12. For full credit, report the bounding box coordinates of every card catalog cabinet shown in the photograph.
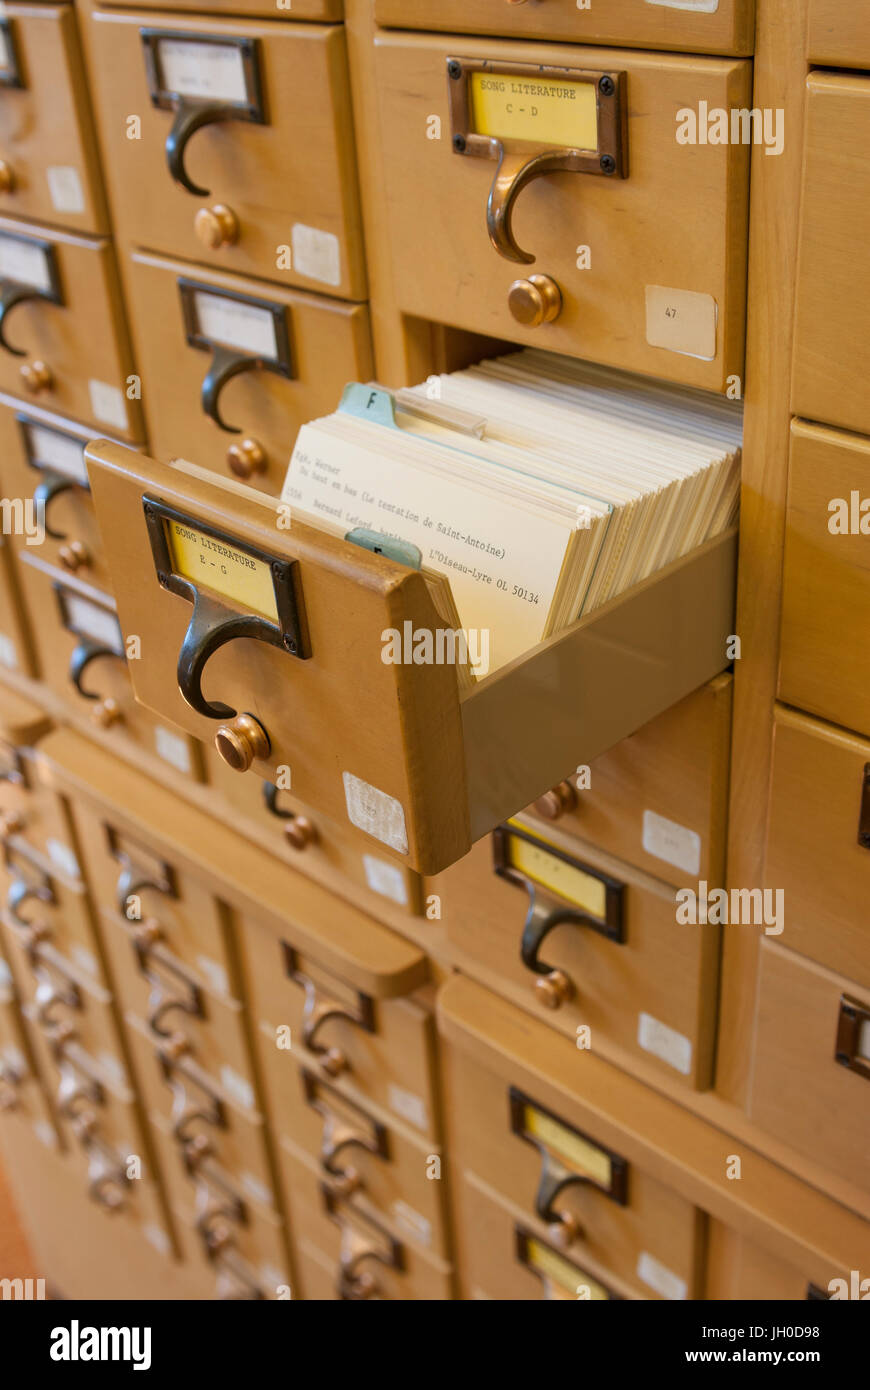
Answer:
[374,0,756,56]
[88,11,366,298]
[793,73,870,437]
[0,5,107,233]
[374,35,750,392]
[83,443,736,875]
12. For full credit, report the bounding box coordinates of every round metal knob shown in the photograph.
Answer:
[58,540,91,573]
[328,1168,361,1199]
[547,1212,582,1250]
[0,810,25,838]
[20,360,53,394]
[533,780,577,821]
[194,204,239,250]
[0,161,15,194]
[160,1031,191,1064]
[91,697,122,729]
[508,274,562,327]
[214,713,270,773]
[320,1046,348,1078]
[184,1133,215,1169]
[283,815,317,851]
[132,918,163,950]
[535,969,574,1011]
[226,438,266,480]
[203,1215,234,1254]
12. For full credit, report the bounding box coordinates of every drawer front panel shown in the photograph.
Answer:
[375,1,755,56]
[241,913,439,1140]
[0,539,35,678]
[807,2,870,68]
[168,1186,292,1301]
[748,941,870,1196]
[1,848,104,982]
[94,1,343,32]
[0,745,81,877]
[0,219,141,440]
[375,35,750,391]
[446,1047,701,1298]
[526,676,731,888]
[124,252,372,496]
[793,74,870,436]
[89,13,365,298]
[705,1223,854,1302]
[766,709,870,990]
[780,422,870,740]
[440,825,720,1088]
[0,6,106,233]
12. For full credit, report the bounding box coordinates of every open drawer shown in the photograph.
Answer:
[84,442,737,875]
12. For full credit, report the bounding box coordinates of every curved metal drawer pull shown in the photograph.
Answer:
[0,280,50,357]
[284,944,374,1078]
[165,99,238,198]
[323,1187,403,1301]
[200,343,262,435]
[69,637,121,701]
[32,469,76,541]
[8,875,54,926]
[176,588,275,720]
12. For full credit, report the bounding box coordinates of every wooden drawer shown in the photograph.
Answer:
[525,675,731,889]
[793,74,870,437]
[270,1062,449,1260]
[765,708,870,990]
[440,822,720,1089]
[807,1,870,68]
[0,398,123,593]
[204,744,424,919]
[241,910,440,1140]
[0,537,35,677]
[0,844,104,983]
[0,217,141,439]
[84,443,737,875]
[123,252,372,497]
[69,801,235,996]
[0,688,72,871]
[0,5,107,233]
[454,1172,634,1299]
[0,945,59,1142]
[706,1222,855,1302]
[748,941,870,1197]
[89,12,365,299]
[780,422,870,740]
[168,1186,292,1300]
[95,0,343,29]
[444,1044,703,1298]
[17,557,204,781]
[279,1141,453,1300]
[374,35,750,392]
[126,1015,277,1212]
[375,0,755,55]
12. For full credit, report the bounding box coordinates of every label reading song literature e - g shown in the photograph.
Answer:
[642,809,701,876]
[158,38,247,104]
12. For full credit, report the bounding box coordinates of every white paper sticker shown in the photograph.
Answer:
[62,592,123,654]
[46,166,85,217]
[637,1013,692,1075]
[241,1170,274,1206]
[362,854,409,906]
[388,1083,427,1131]
[391,1199,431,1248]
[97,1050,127,1088]
[144,1222,171,1256]
[1,1043,25,1071]
[291,224,341,288]
[34,1119,57,1148]
[642,810,701,877]
[637,1251,688,1300]
[646,0,718,10]
[47,837,81,880]
[158,38,248,104]
[194,290,278,358]
[259,1263,287,1292]
[71,943,99,978]
[0,235,52,293]
[645,286,717,361]
[221,1065,255,1110]
[155,725,192,775]
[195,953,229,997]
[343,773,408,855]
[0,959,14,1004]
[25,424,88,487]
[88,379,128,432]
[0,632,17,669]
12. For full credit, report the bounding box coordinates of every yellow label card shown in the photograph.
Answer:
[524,1107,613,1189]
[506,829,607,919]
[165,519,278,622]
[525,1239,611,1299]
[469,71,599,149]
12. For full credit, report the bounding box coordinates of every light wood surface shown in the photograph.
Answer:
[807,0,870,67]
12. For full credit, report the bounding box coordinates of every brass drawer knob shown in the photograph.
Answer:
[0,161,15,194]
[508,274,562,327]
[284,815,317,851]
[320,1046,348,1078]
[91,697,122,729]
[58,540,91,573]
[535,968,574,1010]
[226,437,266,480]
[533,781,577,821]
[547,1211,582,1250]
[194,204,239,250]
[20,360,52,394]
[214,713,270,773]
[0,810,25,837]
